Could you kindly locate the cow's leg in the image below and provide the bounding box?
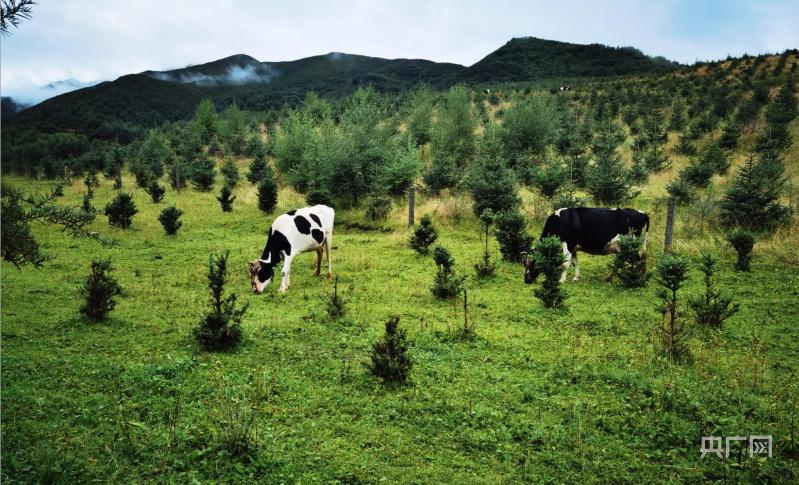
[279,256,294,292]
[572,251,580,281]
[325,233,333,278]
[560,243,571,283]
[315,247,323,276]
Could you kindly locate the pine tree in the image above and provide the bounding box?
[194,98,219,145]
[366,317,412,385]
[145,179,166,203]
[474,209,496,278]
[689,253,739,328]
[468,124,519,217]
[409,214,438,256]
[158,205,183,235]
[587,147,632,205]
[194,251,248,351]
[246,146,268,184]
[190,154,216,191]
[217,185,236,212]
[726,229,755,271]
[220,157,240,187]
[611,234,648,288]
[495,208,534,262]
[430,246,465,299]
[720,154,791,231]
[104,193,138,228]
[257,166,279,214]
[79,259,122,323]
[532,236,567,308]
[654,253,691,363]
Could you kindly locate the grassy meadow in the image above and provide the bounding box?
[2,157,798,483]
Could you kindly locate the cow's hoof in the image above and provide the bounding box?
[572,277,580,282]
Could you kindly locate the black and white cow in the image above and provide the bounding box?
[524,207,649,284]
[249,205,335,294]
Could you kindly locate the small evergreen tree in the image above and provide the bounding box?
[320,276,348,320]
[81,191,95,214]
[194,251,248,352]
[468,149,519,217]
[474,209,496,278]
[666,176,697,205]
[720,154,791,231]
[726,228,755,271]
[220,157,240,187]
[702,141,730,175]
[305,187,333,207]
[246,149,268,184]
[366,316,412,385]
[533,159,568,198]
[190,155,216,191]
[257,168,279,214]
[104,193,137,228]
[587,148,632,205]
[532,236,567,308]
[654,253,691,363]
[145,179,166,203]
[611,234,648,288]
[217,184,236,212]
[79,259,122,322]
[409,214,438,256]
[689,253,739,328]
[643,143,670,172]
[495,208,534,262]
[158,205,183,235]
[365,196,392,221]
[83,171,99,197]
[431,246,465,299]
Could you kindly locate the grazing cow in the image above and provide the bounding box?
[524,207,649,284]
[249,205,335,294]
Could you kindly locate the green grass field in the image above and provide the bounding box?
[2,169,798,483]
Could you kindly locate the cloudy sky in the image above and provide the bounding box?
[2,0,798,103]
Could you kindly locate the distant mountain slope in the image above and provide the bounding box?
[6,37,679,135]
[457,37,677,83]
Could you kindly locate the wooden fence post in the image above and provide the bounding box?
[664,196,676,252]
[408,185,415,227]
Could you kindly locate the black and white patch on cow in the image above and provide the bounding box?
[249,205,335,294]
[524,207,649,284]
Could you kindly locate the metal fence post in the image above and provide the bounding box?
[664,196,676,252]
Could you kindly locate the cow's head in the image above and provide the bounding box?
[523,252,539,284]
[248,260,274,294]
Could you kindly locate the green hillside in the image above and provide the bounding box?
[457,36,677,83]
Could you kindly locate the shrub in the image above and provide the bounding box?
[366,316,412,385]
[702,141,730,175]
[532,236,567,308]
[158,205,183,235]
[689,253,739,328]
[409,214,438,256]
[495,208,534,262]
[217,185,236,212]
[431,246,465,299]
[586,149,632,205]
[653,253,691,363]
[643,144,670,172]
[679,158,715,188]
[474,209,496,278]
[257,169,279,214]
[611,234,648,288]
[305,187,333,206]
[194,251,248,352]
[104,192,137,228]
[145,179,165,203]
[220,157,240,187]
[726,228,755,271]
[79,259,122,322]
[468,150,520,217]
[365,196,392,221]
